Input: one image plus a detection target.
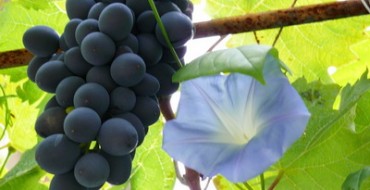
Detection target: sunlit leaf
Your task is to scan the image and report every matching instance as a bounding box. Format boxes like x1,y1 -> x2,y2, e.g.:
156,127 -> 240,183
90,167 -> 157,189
130,121 -> 176,190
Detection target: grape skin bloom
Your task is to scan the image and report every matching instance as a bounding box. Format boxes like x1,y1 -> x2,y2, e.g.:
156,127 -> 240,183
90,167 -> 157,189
162,63 -> 311,182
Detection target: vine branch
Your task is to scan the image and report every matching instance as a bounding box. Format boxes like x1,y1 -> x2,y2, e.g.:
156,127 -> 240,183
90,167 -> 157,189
0,0 -> 368,69
194,0 -> 368,38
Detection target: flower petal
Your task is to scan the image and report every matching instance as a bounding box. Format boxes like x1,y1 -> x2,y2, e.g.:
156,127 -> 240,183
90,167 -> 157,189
163,62 -> 310,182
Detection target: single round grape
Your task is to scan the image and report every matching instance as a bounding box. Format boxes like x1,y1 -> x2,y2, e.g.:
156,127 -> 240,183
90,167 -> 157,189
59,33 -> 69,51
64,19 -> 82,48
114,112 -> 145,146
101,151 -> 132,185
74,83 -> 110,116
74,153 -> 110,188
131,73 -> 159,96
64,107 -> 101,143
27,56 -> 51,82
50,172 -> 89,190
35,60 -> 73,93
126,0 -> 151,17
56,76 -> 85,108
99,3 -> 133,41
35,107 -> 66,138
110,53 -> 146,87
80,32 -> 116,66
86,66 -> 117,92
136,11 -> 156,33
155,11 -> 193,48
44,96 -> 62,110
147,63 -> 179,96
131,96 -> 160,126
35,134 -> 81,174
160,46 -> 187,64
50,172 -> 102,190
98,118 -> 138,156
155,1 -> 181,15
64,47 -> 93,77
66,0 -> 95,19
22,25 -> 59,57
101,0 -> 126,3
87,2 -> 107,20
110,87 -> 136,113
75,19 -> 99,45
115,33 -> 138,54
137,33 -> 163,66
171,0 -> 189,12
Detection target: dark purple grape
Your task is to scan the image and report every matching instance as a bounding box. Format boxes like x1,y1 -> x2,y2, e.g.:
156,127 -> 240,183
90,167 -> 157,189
23,25 -> 59,57
73,83 -> 110,116
35,134 -> 81,174
64,107 -> 101,143
66,0 -> 95,19
35,60 -> 73,93
74,153 -> 110,188
75,19 -> 99,45
98,118 -> 138,156
99,3 -> 133,41
64,47 -> 93,77
155,11 -> 193,48
80,32 -> 116,66
35,107 -> 66,138
110,53 -> 146,87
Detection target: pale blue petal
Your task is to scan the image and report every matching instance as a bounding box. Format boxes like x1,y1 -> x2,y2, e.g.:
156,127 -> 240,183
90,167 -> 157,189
163,62 -> 310,182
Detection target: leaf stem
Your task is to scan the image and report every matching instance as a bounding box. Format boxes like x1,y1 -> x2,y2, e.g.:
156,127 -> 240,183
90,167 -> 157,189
260,173 -> 265,190
0,146 -> 15,175
148,0 -> 183,69
244,182 -> 254,190
268,171 -> 284,190
0,85 -> 11,140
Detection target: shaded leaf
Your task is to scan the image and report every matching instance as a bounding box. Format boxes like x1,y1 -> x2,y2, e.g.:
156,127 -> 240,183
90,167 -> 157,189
173,45 -> 281,84
0,146 -> 46,189
342,166 -> 370,190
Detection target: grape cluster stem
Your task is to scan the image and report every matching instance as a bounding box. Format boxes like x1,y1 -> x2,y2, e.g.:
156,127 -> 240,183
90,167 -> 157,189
0,0 -> 368,69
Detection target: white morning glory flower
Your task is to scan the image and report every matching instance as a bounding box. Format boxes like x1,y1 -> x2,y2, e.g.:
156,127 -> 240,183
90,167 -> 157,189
162,63 -> 311,182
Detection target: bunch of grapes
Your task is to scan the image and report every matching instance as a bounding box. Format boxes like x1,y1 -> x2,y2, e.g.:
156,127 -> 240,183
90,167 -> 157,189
23,0 -> 193,189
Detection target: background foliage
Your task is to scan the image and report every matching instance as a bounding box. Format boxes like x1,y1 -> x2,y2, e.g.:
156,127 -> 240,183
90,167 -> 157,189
0,0 -> 370,189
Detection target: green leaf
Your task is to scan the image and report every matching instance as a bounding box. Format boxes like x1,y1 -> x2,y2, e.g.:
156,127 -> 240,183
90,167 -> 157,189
0,76 -> 43,151
270,75 -> 370,189
342,167 -> 370,190
0,146 -> 47,190
0,1 -> 68,51
173,45 -> 281,84
130,121 -> 176,190
204,0 -> 370,84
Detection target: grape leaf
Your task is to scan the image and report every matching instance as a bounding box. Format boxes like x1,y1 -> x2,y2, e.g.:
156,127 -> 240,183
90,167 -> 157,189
173,45 -> 282,84
0,0 -> 68,51
271,74 -> 370,189
342,166 -> 370,190
204,0 -> 370,84
0,146 -> 47,190
130,121 -> 176,190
